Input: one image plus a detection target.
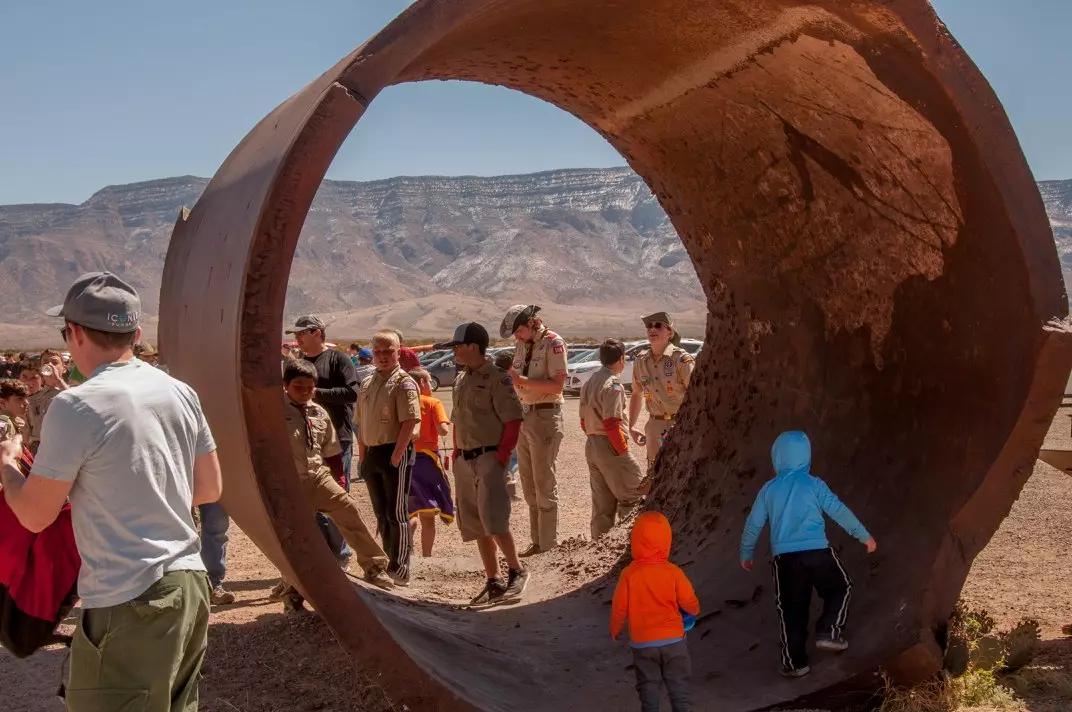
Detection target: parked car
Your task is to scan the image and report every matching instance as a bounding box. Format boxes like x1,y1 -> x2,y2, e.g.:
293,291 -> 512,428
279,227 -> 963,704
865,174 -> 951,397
564,339 -> 703,396
424,352 -> 459,391
418,349 -> 449,365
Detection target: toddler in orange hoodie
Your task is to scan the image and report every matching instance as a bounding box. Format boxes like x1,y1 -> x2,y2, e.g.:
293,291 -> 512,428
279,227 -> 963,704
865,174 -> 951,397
610,511 -> 700,712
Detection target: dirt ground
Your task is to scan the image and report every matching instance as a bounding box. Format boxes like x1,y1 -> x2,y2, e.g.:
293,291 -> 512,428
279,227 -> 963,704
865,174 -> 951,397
3,396 -> 1071,712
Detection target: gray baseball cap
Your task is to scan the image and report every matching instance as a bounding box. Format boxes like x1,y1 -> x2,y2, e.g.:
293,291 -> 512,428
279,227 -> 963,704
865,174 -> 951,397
435,322 -> 490,350
46,272 -> 141,333
285,315 -> 326,334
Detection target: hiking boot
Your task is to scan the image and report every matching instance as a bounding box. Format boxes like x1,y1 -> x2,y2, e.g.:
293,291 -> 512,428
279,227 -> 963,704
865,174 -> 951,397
816,637 -> 849,652
210,585 -> 236,605
503,568 -> 530,600
363,566 -> 396,591
518,544 -> 543,558
470,578 -> 507,607
780,665 -> 811,678
268,581 -> 287,601
388,568 -> 411,587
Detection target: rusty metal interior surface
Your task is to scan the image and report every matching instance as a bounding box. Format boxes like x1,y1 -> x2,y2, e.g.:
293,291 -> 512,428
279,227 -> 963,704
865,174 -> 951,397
159,1 -> 1072,710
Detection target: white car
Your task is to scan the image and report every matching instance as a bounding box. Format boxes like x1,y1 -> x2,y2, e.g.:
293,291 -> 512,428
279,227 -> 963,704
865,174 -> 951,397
564,339 -> 703,396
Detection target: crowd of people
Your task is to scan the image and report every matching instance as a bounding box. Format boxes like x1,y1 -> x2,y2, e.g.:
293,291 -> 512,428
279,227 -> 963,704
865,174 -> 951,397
0,273 -> 883,712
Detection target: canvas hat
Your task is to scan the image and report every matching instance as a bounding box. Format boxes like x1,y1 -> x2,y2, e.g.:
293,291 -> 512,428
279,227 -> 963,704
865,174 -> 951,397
642,311 -> 681,346
499,304 -> 541,339
285,315 -> 326,334
133,342 -> 158,358
47,271 -> 140,333
435,323 -> 490,351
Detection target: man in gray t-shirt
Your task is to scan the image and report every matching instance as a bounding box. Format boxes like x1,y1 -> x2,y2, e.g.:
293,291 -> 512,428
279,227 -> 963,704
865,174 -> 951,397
0,271 -> 223,711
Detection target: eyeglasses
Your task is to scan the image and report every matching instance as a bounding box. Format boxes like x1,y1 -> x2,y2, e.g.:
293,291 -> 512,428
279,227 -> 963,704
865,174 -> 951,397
646,322 -> 666,330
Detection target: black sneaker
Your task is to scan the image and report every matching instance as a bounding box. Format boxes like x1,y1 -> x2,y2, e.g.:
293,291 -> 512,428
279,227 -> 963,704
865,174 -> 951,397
518,544 -> 543,558
470,578 -> 507,607
780,665 -> 811,678
503,568 -> 530,600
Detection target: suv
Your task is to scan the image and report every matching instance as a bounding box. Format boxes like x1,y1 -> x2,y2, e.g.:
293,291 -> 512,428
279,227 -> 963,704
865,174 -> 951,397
424,352 -> 459,391
564,339 -> 703,396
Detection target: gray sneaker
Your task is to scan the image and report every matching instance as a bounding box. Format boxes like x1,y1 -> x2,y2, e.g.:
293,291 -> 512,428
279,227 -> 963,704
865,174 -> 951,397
816,637 -> 849,652
780,665 -> 811,678
267,580 -> 289,602
503,568 -> 530,600
363,566 -> 396,590
388,568 -> 411,587
470,578 -> 507,607
210,585 -> 236,605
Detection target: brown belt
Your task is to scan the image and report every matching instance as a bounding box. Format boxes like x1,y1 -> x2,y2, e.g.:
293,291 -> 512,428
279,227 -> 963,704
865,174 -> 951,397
653,413 -> 676,421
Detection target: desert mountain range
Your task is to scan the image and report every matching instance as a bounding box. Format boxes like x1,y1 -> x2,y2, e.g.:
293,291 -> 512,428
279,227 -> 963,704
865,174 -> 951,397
1,169 -> 1070,348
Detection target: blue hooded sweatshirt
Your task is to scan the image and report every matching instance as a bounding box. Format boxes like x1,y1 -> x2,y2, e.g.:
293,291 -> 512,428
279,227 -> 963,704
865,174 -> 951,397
739,431 -> 871,561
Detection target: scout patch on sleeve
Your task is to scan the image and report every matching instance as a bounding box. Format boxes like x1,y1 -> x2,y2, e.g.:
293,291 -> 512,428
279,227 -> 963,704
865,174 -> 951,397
611,383 -> 623,393
500,375 -> 514,387
551,339 -> 565,355
663,358 -> 675,377
400,380 -> 417,391
680,353 -> 694,364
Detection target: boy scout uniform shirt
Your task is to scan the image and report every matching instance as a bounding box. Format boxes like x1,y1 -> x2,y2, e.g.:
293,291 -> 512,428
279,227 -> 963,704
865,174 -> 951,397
27,387 -> 61,442
512,326 -> 568,406
633,344 -> 696,417
285,398 -> 341,479
579,367 -> 627,437
355,365 -> 421,446
452,359 -> 524,449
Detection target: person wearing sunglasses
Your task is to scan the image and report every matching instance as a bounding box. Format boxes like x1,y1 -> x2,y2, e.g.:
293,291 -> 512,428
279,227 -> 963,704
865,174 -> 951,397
628,312 -> 696,479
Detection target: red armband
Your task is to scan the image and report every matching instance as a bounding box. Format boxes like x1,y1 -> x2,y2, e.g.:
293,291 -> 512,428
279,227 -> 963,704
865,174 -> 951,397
497,419 -> 522,464
324,454 -> 346,488
603,418 -> 629,455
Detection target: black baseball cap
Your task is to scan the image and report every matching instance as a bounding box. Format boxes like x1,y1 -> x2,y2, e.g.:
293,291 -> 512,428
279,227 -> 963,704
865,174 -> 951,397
46,271 -> 141,333
285,315 -> 326,334
435,322 -> 490,350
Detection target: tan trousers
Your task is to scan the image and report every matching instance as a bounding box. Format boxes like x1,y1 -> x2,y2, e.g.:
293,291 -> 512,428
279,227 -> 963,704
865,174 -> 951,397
644,417 -> 674,465
301,470 -> 389,573
585,435 -> 643,539
517,406 -> 563,550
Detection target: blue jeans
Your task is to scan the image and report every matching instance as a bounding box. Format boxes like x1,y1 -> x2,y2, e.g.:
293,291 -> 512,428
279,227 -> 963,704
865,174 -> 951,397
317,440 -> 353,559
198,502 -> 229,588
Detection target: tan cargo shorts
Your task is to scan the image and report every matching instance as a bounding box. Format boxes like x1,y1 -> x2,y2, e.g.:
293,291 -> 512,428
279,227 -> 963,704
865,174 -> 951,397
453,451 -> 512,542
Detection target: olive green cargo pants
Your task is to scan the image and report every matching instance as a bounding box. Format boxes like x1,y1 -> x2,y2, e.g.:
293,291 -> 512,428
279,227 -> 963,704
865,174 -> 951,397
67,570 -> 211,712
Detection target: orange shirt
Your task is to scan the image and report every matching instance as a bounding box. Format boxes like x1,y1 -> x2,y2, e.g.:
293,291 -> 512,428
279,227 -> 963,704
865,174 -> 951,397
415,395 -> 448,452
610,512 -> 700,645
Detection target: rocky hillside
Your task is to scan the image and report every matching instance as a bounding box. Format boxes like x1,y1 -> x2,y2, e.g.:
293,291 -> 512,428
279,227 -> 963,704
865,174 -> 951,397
1039,179 -> 1072,302
0,169 -> 702,327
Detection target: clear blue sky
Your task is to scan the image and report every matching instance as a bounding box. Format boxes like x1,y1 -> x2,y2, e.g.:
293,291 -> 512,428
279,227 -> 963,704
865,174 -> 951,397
0,0 -> 1068,205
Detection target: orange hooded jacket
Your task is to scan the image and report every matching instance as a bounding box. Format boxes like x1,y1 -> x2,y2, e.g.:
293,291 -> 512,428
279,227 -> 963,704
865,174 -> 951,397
610,512 -> 700,645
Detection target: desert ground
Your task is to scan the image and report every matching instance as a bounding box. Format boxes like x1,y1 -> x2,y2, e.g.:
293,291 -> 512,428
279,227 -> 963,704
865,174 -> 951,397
3,396 -> 1071,712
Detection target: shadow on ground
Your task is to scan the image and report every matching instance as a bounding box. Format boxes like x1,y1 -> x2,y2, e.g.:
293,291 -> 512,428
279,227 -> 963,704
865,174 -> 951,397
201,610 -> 397,712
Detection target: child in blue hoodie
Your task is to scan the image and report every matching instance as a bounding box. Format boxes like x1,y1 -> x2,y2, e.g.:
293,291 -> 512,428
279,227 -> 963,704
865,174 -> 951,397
739,431 -> 877,678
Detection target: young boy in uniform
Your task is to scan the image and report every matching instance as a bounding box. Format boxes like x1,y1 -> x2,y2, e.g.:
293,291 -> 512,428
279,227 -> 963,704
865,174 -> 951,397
273,359 -> 395,610
406,368 -> 454,557
739,430 -> 877,677
610,511 -> 700,712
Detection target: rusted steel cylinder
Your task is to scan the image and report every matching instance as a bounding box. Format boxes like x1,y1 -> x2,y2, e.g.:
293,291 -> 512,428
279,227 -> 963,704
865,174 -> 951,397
160,1 -> 1071,709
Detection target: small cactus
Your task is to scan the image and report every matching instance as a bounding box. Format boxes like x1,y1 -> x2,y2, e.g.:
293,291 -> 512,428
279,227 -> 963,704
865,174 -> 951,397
970,635 -> 1005,671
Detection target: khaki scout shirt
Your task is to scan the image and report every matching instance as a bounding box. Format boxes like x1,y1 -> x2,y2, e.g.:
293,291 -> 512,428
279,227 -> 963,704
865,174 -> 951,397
511,326 -> 568,406
355,365 -> 421,446
284,398 -> 341,479
27,387 -> 61,443
579,367 -> 627,437
633,344 -> 695,417
452,358 -> 524,450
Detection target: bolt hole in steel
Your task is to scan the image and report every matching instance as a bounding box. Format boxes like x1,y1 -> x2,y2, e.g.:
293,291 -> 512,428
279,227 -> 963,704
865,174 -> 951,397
159,1 -> 1071,710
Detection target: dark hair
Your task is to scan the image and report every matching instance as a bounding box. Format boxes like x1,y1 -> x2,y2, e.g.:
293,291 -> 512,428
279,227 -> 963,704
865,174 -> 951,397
349,342 -> 361,352
493,351 -> 514,370
599,338 -> 626,367
283,358 -> 318,383
17,360 -> 40,377
74,323 -> 138,350
0,378 -> 28,399
40,348 -> 64,364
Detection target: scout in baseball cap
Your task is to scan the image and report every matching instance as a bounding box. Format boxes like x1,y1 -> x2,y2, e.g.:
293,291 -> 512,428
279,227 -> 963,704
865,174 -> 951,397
499,304 -> 541,339
642,311 -> 681,346
435,323 -> 490,352
46,271 -> 141,333
285,315 -> 327,334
